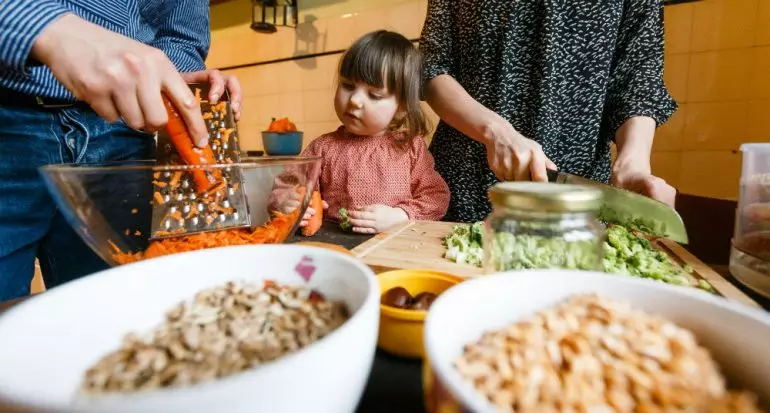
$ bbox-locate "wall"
[655,0,769,200]
[210,0,435,153]
[210,0,769,201]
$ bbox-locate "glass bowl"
[39,157,321,267]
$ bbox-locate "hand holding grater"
[150,82,251,239]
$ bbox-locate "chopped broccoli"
[602,225,690,286]
[598,205,668,238]
[443,222,717,294]
[442,222,485,266]
[338,208,352,232]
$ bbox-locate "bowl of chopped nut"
[0,244,379,413]
[423,270,770,413]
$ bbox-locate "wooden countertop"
[2,194,768,312]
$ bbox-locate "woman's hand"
[32,13,210,146]
[612,169,677,208]
[280,190,328,227]
[347,205,409,234]
[181,69,243,121]
[482,116,557,182]
[612,117,675,207]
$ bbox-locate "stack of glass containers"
[730,143,770,297]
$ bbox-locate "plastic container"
[730,143,770,297]
[376,270,463,359]
[262,131,303,156]
[483,182,605,273]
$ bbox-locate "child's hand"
[347,204,408,234]
[280,190,328,227]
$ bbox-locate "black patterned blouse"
[420,0,677,223]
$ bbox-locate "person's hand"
[482,116,557,182]
[31,13,208,147]
[347,205,409,234]
[280,190,328,227]
[181,70,243,121]
[612,170,677,208]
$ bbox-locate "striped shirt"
[0,0,210,101]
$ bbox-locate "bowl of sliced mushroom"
[0,244,379,413]
[423,270,770,413]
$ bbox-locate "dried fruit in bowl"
[266,117,298,133]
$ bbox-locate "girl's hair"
[338,30,430,138]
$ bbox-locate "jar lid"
[488,182,603,213]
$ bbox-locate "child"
[277,30,450,234]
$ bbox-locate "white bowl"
[424,270,770,412]
[0,245,380,413]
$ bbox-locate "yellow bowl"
[377,269,464,359]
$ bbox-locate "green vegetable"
[443,222,717,293]
[338,208,352,232]
[443,222,485,266]
[598,205,668,238]
[489,232,602,271]
[602,225,690,286]
[697,279,717,293]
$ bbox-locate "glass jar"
[483,182,605,273]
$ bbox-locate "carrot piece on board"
[161,96,221,194]
[301,190,323,237]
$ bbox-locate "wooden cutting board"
[352,221,483,277]
[351,220,760,308]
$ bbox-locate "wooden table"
[351,220,765,309]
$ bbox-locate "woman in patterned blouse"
[420,0,678,223]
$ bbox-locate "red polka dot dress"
[303,126,450,222]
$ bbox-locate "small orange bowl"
[377,269,464,359]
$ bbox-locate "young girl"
[278,30,450,234]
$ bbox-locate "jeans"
[0,104,154,301]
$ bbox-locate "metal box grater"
[150,82,251,239]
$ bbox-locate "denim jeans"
[0,104,154,301]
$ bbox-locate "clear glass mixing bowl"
[39,157,321,266]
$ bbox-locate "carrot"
[111,209,301,264]
[301,190,323,237]
[161,96,221,194]
[266,117,298,133]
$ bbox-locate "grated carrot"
[111,210,299,264]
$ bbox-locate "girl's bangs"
[339,42,395,91]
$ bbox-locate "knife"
[546,169,688,244]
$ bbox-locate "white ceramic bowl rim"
[425,269,770,413]
[0,244,378,410]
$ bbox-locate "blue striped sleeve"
[151,1,210,72]
[0,0,70,73]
